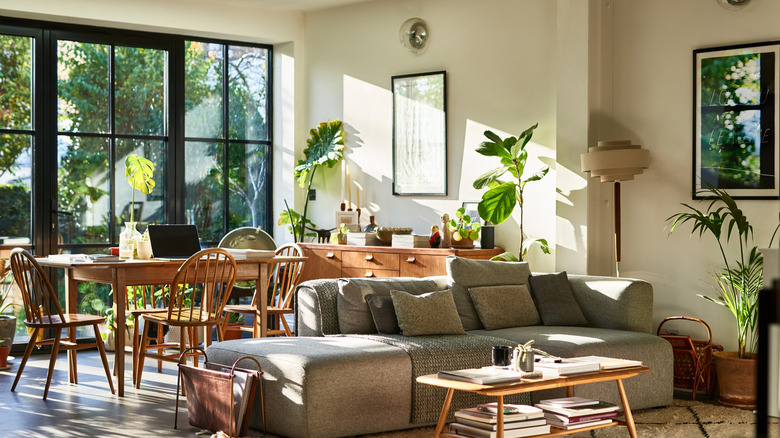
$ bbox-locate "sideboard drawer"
[342,267,400,279]
[399,254,447,277]
[299,248,342,282]
[342,251,400,270]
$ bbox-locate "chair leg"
[43,335,62,400]
[135,319,151,389]
[156,324,163,374]
[93,323,115,395]
[132,320,139,386]
[69,328,78,385]
[11,328,40,392]
[280,315,293,337]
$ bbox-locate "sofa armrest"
[568,275,653,334]
[294,279,341,337]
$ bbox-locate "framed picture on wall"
[693,41,780,199]
[392,71,447,196]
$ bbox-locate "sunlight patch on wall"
[555,160,587,252]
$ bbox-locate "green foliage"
[281,120,344,242]
[0,185,30,238]
[0,261,17,314]
[277,203,316,241]
[0,34,33,179]
[124,154,155,223]
[472,123,550,260]
[666,184,780,357]
[447,207,481,242]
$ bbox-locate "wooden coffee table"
[417,366,649,438]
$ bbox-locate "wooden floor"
[0,349,209,437]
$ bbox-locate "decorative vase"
[337,233,348,245]
[713,351,756,409]
[450,236,474,249]
[363,216,379,233]
[119,221,141,260]
[512,349,534,372]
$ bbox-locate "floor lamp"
[581,140,650,275]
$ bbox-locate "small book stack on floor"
[449,403,551,438]
[535,397,620,431]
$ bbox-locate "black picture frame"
[693,41,780,199]
[392,71,447,196]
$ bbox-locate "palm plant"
[278,120,344,242]
[667,185,780,358]
[472,123,550,261]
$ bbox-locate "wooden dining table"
[36,255,305,397]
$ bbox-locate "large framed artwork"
[693,41,780,199]
[392,71,447,196]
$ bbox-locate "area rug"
[243,399,780,438]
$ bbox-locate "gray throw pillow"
[390,289,466,336]
[468,285,541,330]
[528,271,589,326]
[446,256,532,331]
[365,294,400,334]
[337,277,444,334]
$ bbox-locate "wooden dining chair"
[125,284,169,385]
[135,248,237,389]
[9,248,115,400]
[222,243,305,338]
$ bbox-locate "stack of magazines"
[449,403,550,438]
[535,397,619,431]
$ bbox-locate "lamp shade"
[581,140,650,182]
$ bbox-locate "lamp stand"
[614,181,621,277]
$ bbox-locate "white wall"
[606,0,780,351]
[301,0,562,272]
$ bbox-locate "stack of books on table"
[535,397,620,431]
[450,403,551,438]
[390,233,430,248]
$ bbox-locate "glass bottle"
[363,215,379,233]
[119,222,141,259]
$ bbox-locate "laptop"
[147,224,202,260]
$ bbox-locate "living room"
[0,0,779,436]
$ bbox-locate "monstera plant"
[472,123,550,261]
[279,120,344,242]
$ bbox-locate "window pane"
[0,134,32,244]
[0,34,33,130]
[228,45,268,140]
[228,143,269,230]
[115,46,166,136]
[185,141,223,242]
[57,135,110,244]
[116,139,166,236]
[58,40,110,133]
[185,41,223,138]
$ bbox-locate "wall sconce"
[581,140,650,274]
[399,18,429,53]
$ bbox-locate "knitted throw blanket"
[341,334,532,424]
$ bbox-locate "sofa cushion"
[468,284,541,330]
[390,289,466,336]
[337,277,445,334]
[446,256,532,331]
[528,271,588,326]
[365,294,400,334]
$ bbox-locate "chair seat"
[128,308,168,316]
[144,310,217,327]
[223,304,254,313]
[268,306,293,315]
[25,313,106,328]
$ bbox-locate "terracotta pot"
[450,237,474,249]
[223,323,244,340]
[713,350,756,409]
[0,344,10,369]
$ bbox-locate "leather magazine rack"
[174,348,265,437]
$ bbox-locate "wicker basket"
[657,316,723,400]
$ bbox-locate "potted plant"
[0,259,17,352]
[667,184,780,408]
[447,207,481,249]
[472,123,551,261]
[278,120,344,242]
[120,154,155,259]
[335,223,349,245]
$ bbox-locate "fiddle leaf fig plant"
[472,123,550,261]
[124,154,155,223]
[279,120,344,242]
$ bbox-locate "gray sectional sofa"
[206,257,673,438]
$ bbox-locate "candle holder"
[340,202,346,211]
[356,208,362,231]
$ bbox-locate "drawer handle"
[365,271,375,278]
[406,257,416,263]
[364,255,374,261]
[326,252,335,259]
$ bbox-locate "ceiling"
[219,0,375,11]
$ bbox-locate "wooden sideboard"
[298,243,504,282]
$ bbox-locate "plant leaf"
[473,166,509,190]
[478,182,517,225]
[294,120,344,188]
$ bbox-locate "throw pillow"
[446,256,532,331]
[365,294,400,334]
[468,285,541,330]
[390,289,466,336]
[337,277,445,334]
[528,271,589,326]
